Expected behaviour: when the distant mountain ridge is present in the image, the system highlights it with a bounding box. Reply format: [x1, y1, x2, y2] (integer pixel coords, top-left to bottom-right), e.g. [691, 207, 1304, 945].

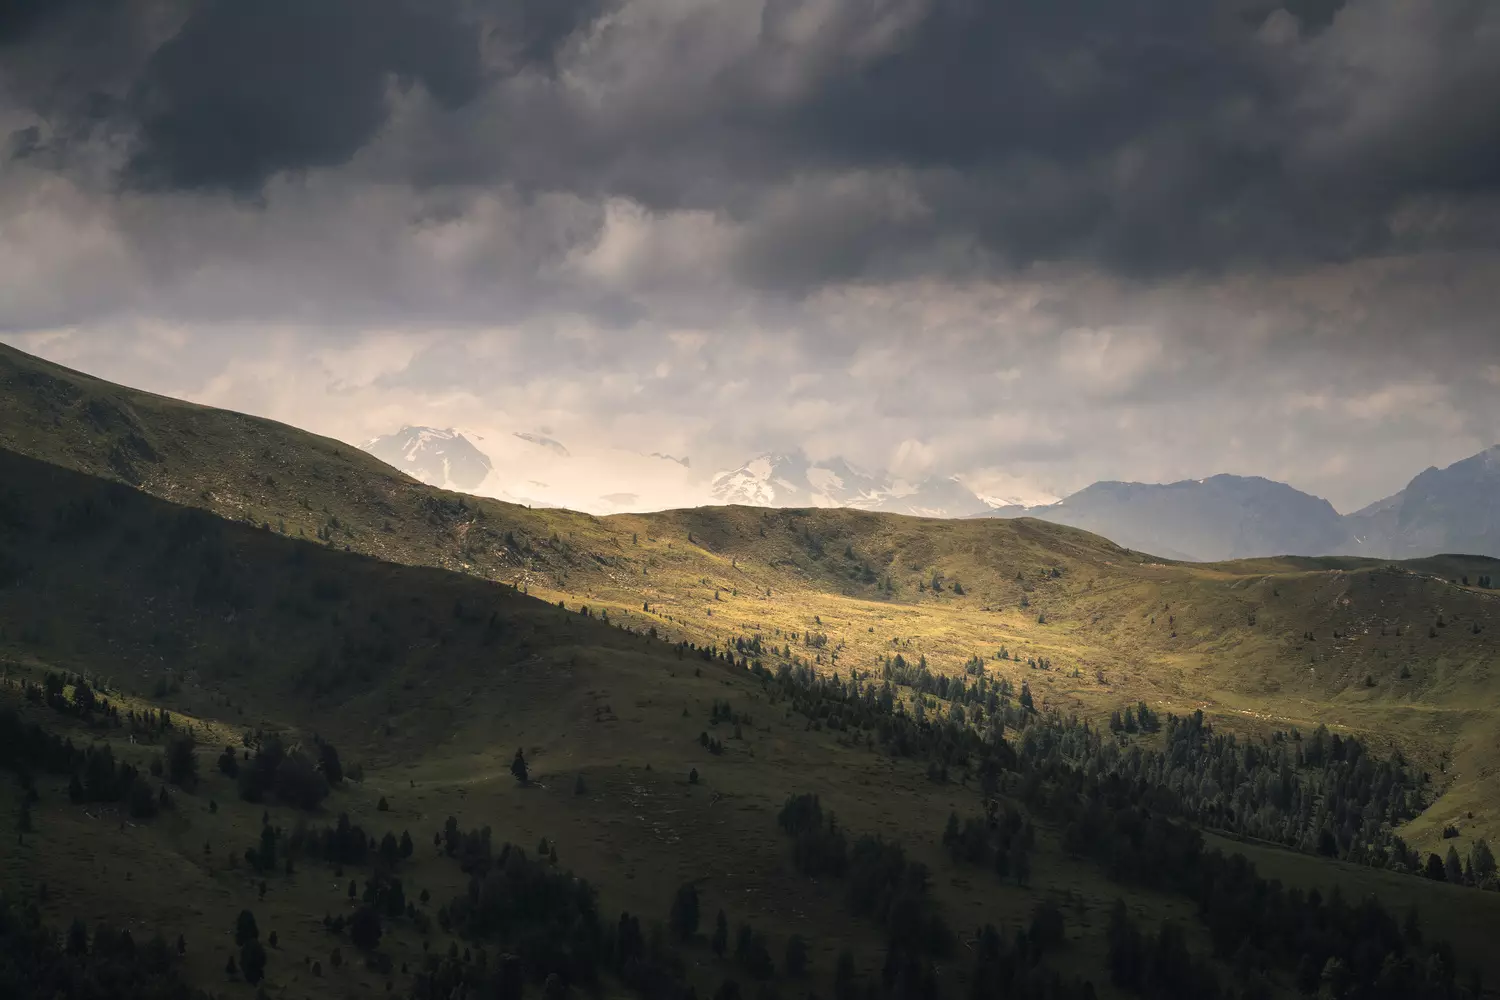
[1340, 446, 1500, 560]
[1002, 474, 1349, 562]
[363, 419, 1500, 561]
[364, 426, 494, 492]
[990, 449, 1500, 562]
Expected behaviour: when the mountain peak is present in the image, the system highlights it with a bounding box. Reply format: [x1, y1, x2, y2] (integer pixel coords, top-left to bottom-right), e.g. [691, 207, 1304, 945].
[364, 426, 494, 492]
[1033, 472, 1347, 561]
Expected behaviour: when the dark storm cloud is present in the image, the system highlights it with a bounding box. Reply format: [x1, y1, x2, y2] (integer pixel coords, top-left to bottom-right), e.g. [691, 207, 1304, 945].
[7, 0, 1500, 521]
[123, 0, 484, 191]
[2, 0, 605, 192]
[401, 0, 1499, 285]
[726, 0, 1500, 282]
[116, 0, 632, 193]
[7, 0, 1500, 284]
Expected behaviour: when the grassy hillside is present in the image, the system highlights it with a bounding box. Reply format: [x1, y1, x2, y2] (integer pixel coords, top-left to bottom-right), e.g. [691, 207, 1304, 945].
[0, 448, 1089, 997]
[2, 447, 1499, 1000]
[2, 374, 1500, 997]
[4, 340, 1500, 855]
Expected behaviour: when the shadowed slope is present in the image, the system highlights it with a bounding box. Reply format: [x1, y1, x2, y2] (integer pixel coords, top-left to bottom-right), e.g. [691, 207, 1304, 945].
[4, 340, 1500, 852]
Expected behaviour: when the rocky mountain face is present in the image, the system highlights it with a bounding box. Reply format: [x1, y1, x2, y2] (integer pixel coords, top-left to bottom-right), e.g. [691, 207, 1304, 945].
[1342, 446, 1500, 560]
[364, 426, 494, 492]
[1017, 475, 1351, 562]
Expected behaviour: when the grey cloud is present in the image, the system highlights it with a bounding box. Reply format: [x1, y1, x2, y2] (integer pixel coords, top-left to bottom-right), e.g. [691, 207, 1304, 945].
[515, 431, 570, 456]
[3, 0, 601, 192]
[8, 250, 1500, 513]
[6, 0, 1499, 292]
[4, 0, 1500, 519]
[121, 0, 485, 192]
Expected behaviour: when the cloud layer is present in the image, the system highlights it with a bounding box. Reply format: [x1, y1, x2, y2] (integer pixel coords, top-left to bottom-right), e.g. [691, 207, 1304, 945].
[3, 0, 1499, 512]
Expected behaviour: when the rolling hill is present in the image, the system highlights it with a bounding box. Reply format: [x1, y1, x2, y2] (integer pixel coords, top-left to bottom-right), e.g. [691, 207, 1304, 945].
[3, 440, 1500, 998]
[0, 446, 1030, 997]
[4, 339, 1500, 998]
[4, 339, 1500, 846]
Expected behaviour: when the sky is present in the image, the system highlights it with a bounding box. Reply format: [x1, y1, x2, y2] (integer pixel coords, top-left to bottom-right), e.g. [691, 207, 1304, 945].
[3, 0, 1499, 514]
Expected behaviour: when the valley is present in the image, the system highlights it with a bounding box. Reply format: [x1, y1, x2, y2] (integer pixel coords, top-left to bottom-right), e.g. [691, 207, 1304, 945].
[3, 341, 1500, 999]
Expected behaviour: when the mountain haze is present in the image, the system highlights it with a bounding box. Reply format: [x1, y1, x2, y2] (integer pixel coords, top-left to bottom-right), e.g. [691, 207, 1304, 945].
[991, 455, 1500, 563]
[348, 428, 1500, 564]
[711, 451, 996, 518]
[1014, 474, 1351, 562]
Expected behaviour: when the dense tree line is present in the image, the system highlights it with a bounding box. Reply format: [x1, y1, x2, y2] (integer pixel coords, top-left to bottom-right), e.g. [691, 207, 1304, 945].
[743, 646, 1442, 883]
[0, 894, 209, 1000]
[932, 748, 1483, 997]
[6, 669, 188, 747]
[728, 636, 1479, 891]
[777, 792, 849, 877]
[411, 819, 706, 1000]
[1107, 701, 1161, 734]
[752, 661, 1020, 791]
[708, 647, 1486, 996]
[417, 817, 837, 1000]
[964, 908, 1099, 1000]
[778, 793, 951, 961]
[1009, 707, 1461, 885]
[233, 732, 330, 810]
[997, 759, 1482, 998]
[0, 707, 169, 819]
[287, 812, 414, 871]
[940, 800, 1035, 885]
[1104, 903, 1229, 1000]
[432, 823, 605, 989]
[779, 794, 1107, 1000]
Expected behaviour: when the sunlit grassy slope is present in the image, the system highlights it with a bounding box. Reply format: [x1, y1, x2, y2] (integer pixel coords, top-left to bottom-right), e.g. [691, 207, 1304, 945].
[4, 338, 1500, 858]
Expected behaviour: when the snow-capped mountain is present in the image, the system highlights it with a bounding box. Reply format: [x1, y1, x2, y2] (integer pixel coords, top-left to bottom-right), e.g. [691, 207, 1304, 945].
[363, 425, 708, 511]
[711, 453, 883, 508]
[364, 426, 494, 492]
[710, 452, 997, 517]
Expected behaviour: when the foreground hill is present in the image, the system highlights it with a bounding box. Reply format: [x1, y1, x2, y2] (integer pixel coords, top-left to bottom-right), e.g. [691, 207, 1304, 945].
[4, 342, 1500, 852]
[4, 446, 1500, 1000]
[4, 346, 1500, 994]
[0, 446, 1048, 998]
